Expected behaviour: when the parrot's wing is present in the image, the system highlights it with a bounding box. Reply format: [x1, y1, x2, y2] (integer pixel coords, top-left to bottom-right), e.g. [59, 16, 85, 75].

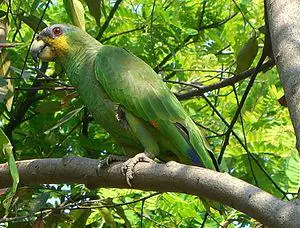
[94, 45, 217, 170]
[94, 45, 186, 123]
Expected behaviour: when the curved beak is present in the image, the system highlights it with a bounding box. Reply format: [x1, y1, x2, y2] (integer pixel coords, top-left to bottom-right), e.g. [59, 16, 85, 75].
[30, 39, 47, 62]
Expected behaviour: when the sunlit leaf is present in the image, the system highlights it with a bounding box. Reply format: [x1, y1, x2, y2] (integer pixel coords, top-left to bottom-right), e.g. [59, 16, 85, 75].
[36, 101, 64, 114]
[84, 0, 101, 26]
[17, 14, 48, 31]
[286, 152, 300, 192]
[0, 128, 19, 214]
[63, 0, 86, 30]
[235, 36, 258, 73]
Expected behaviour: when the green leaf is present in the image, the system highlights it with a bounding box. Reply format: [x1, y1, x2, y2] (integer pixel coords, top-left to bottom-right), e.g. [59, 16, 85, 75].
[0, 10, 6, 18]
[84, 0, 101, 26]
[70, 209, 91, 227]
[286, 153, 300, 192]
[30, 0, 41, 14]
[185, 28, 198, 36]
[17, 14, 47, 31]
[44, 107, 84, 134]
[0, 128, 19, 214]
[99, 208, 116, 227]
[36, 101, 63, 113]
[63, 0, 86, 30]
[235, 36, 259, 73]
[0, 77, 8, 103]
[86, 210, 101, 225]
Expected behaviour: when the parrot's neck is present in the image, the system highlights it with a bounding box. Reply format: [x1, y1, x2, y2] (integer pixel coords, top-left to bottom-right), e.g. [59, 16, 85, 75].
[57, 32, 102, 67]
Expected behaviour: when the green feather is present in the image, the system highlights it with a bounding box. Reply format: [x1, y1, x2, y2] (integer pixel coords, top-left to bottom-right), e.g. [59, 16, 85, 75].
[94, 45, 217, 169]
[50, 25, 217, 170]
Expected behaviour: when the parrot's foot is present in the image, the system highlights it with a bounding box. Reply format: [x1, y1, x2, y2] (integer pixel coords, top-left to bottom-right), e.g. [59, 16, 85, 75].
[97, 155, 129, 176]
[121, 152, 155, 187]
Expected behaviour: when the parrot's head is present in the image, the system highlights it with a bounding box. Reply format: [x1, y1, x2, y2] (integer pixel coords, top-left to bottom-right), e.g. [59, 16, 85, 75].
[30, 24, 84, 62]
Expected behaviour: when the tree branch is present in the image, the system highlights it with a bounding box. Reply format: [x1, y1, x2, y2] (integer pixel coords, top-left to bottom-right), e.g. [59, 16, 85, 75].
[100, 25, 146, 43]
[176, 59, 274, 100]
[0, 157, 299, 227]
[266, 0, 300, 152]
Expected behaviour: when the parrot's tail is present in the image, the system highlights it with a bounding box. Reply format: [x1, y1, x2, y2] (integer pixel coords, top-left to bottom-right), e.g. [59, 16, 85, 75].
[183, 117, 219, 170]
[157, 118, 218, 170]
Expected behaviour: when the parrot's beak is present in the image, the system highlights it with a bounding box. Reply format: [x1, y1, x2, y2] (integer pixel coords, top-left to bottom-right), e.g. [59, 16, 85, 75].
[30, 39, 46, 62]
[30, 38, 55, 62]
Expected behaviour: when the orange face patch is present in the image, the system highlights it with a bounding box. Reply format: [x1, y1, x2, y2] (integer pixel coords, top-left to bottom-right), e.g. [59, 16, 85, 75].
[43, 35, 69, 58]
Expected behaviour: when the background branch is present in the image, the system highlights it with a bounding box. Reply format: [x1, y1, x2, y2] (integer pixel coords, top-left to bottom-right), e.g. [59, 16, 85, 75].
[176, 59, 274, 100]
[0, 157, 299, 227]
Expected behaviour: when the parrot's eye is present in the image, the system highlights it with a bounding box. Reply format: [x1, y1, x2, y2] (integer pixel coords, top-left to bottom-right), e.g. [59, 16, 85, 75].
[52, 27, 62, 36]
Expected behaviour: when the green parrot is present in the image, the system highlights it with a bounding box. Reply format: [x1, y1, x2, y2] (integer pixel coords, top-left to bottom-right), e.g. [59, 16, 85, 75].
[30, 24, 218, 184]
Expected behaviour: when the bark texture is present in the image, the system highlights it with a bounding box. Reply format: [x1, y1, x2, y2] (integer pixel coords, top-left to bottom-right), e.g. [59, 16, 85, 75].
[0, 157, 299, 227]
[266, 0, 300, 152]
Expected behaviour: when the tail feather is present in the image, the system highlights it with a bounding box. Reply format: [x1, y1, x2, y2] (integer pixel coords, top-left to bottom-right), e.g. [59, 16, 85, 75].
[157, 118, 218, 170]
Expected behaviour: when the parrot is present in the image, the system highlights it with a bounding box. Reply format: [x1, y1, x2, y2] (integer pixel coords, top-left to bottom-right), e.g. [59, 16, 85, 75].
[30, 24, 219, 185]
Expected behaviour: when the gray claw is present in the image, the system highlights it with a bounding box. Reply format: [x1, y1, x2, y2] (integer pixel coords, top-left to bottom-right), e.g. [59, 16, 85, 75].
[97, 155, 129, 176]
[121, 152, 155, 187]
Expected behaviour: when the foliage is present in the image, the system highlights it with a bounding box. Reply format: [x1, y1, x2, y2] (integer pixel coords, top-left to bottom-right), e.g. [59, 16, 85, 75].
[0, 0, 299, 227]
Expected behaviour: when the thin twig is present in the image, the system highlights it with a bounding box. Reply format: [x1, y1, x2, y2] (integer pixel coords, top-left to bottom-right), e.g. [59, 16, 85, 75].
[232, 84, 259, 186]
[20, 0, 51, 78]
[96, 0, 123, 40]
[232, 0, 256, 34]
[154, 12, 238, 72]
[15, 86, 75, 91]
[165, 79, 288, 198]
[202, 95, 288, 199]
[100, 25, 146, 42]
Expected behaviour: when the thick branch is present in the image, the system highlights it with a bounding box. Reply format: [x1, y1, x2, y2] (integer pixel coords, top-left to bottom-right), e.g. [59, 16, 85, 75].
[0, 157, 299, 227]
[266, 0, 300, 152]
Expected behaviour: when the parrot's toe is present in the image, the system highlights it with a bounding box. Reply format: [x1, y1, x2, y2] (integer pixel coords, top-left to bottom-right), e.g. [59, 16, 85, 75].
[121, 152, 155, 187]
[97, 155, 129, 176]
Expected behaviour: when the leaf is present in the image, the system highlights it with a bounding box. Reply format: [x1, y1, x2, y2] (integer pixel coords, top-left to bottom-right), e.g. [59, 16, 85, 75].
[0, 77, 8, 102]
[0, 18, 13, 111]
[0, 10, 6, 18]
[36, 101, 64, 113]
[63, 0, 86, 30]
[17, 14, 47, 31]
[235, 36, 258, 73]
[86, 210, 101, 225]
[44, 107, 84, 134]
[70, 209, 91, 227]
[84, 0, 101, 26]
[185, 28, 198, 36]
[30, 0, 42, 14]
[99, 208, 116, 228]
[0, 128, 19, 214]
[286, 153, 300, 192]
[10, 66, 31, 82]
[105, 198, 131, 227]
